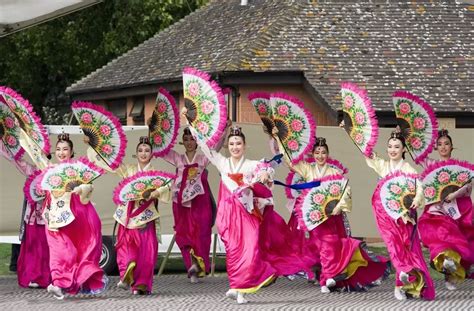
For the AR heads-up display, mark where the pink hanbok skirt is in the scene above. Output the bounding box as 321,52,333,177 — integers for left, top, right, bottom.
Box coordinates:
216,183,276,293
45,194,105,294
372,192,435,300
116,221,157,292
17,222,51,288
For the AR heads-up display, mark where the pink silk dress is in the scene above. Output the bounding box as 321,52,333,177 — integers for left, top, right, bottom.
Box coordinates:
418,158,474,282
367,155,435,300
283,151,388,290
0,145,51,288
163,150,213,276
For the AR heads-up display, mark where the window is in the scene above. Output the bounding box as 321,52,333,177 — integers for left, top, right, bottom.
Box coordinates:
106,98,127,125
129,96,145,123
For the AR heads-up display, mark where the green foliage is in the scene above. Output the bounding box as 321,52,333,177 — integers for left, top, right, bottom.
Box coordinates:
0,0,208,124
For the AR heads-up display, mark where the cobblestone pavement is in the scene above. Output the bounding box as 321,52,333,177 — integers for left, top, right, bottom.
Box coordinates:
0,275,472,310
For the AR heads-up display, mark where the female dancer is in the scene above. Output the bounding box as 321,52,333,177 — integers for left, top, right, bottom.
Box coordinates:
88,136,170,295
0,144,50,289
364,130,435,300
21,133,107,299
273,131,388,293
418,129,474,290
190,123,278,304
161,128,215,283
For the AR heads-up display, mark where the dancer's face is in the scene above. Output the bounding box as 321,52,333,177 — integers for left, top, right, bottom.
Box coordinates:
313,146,328,166
55,141,72,162
182,134,197,152
387,138,405,161
436,136,453,159
136,143,152,165
228,136,245,160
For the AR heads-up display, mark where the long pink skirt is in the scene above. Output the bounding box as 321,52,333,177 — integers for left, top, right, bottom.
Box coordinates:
45,194,104,294
17,222,51,288
172,191,212,275
314,214,388,289
217,183,276,292
116,221,157,292
372,193,435,300
260,206,315,279
418,196,474,278
287,213,320,279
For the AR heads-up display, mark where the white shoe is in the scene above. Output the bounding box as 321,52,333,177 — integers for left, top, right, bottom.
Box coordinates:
236,292,248,304
372,278,382,286
28,282,39,288
394,287,407,301
326,278,336,288
399,271,410,285
445,281,457,291
320,285,330,293
443,258,457,273
47,284,64,300
190,274,199,284
116,280,130,290
225,289,237,300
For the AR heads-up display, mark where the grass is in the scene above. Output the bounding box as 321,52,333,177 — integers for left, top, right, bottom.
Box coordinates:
0,244,445,280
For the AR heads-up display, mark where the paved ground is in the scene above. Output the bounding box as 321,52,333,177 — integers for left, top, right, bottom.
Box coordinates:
0,275,472,310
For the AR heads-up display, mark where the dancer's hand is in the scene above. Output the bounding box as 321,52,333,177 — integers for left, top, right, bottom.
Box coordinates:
83,135,90,144
409,201,419,209
181,107,188,118
259,172,270,184
149,188,161,199
339,120,345,128
444,193,455,203
271,126,279,136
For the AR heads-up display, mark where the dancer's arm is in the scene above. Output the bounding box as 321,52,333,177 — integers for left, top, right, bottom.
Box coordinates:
332,184,352,215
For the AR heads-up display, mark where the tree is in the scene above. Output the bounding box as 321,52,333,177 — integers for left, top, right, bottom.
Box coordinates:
0,0,208,124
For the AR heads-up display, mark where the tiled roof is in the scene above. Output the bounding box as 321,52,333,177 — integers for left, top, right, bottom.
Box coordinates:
66,0,474,113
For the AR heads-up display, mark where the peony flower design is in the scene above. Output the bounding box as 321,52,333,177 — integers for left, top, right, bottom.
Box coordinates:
413,117,426,130
344,95,354,109
410,137,423,150
201,100,215,115
354,132,365,145
399,102,411,115
4,117,15,129
389,184,402,195
424,186,436,199
101,144,114,155
457,172,469,183
277,104,289,116
161,119,171,131
65,168,77,177
125,193,136,200
100,125,111,137
312,193,325,205
287,139,299,151
133,182,146,191
407,181,416,192
48,175,62,187
153,135,163,145
6,135,17,147
355,112,365,125
157,102,167,114
291,119,304,133
83,171,93,181
257,103,267,114
329,184,341,196
81,112,93,124
187,82,200,97
309,210,322,222
387,199,401,211
437,171,450,184
152,179,163,187
196,121,209,135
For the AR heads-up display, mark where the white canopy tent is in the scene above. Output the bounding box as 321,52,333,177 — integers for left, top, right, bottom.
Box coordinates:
0,0,102,37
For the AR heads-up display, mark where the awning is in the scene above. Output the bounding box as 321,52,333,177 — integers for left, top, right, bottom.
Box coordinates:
0,0,102,37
